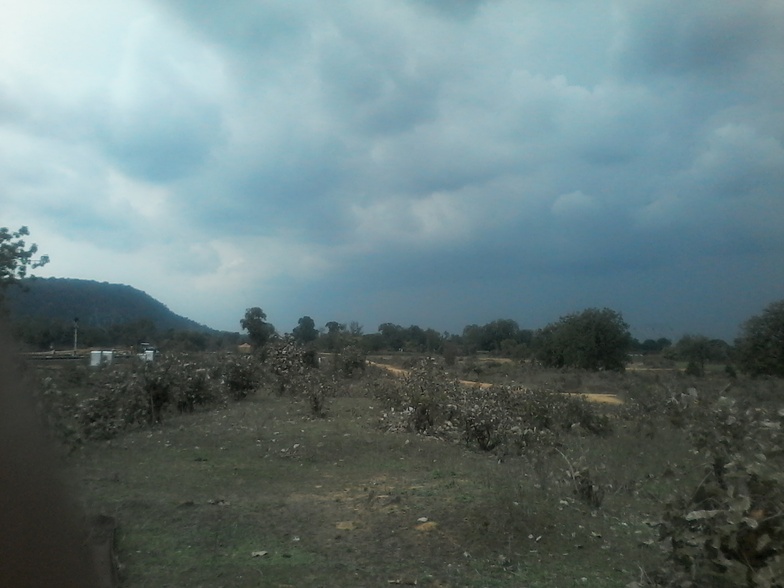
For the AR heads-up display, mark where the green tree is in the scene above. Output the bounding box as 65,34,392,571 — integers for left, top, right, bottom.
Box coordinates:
736,299,784,377
292,315,318,344
422,328,443,353
461,319,530,354
240,307,275,349
321,321,347,351
0,226,49,307
442,340,458,366
674,334,711,376
636,338,671,353
533,307,631,371
378,323,405,350
672,334,731,376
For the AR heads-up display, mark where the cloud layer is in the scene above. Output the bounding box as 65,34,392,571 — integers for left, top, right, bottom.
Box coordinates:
3,0,783,339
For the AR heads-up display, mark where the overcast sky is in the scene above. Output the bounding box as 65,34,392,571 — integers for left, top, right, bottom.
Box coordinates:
3,0,783,340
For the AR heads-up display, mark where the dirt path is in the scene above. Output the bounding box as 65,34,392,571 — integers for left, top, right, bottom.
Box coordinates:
366,360,623,405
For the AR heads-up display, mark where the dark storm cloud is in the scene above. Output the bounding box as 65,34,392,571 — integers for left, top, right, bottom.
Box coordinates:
613,1,776,79
409,0,491,20
3,0,783,337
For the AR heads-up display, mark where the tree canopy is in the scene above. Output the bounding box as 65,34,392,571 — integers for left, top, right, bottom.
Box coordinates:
462,319,532,356
736,299,784,377
533,307,631,371
669,335,731,376
292,315,318,344
240,307,276,349
0,226,49,305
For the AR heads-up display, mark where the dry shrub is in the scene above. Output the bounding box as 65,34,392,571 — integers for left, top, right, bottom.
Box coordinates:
641,397,784,587
376,358,612,455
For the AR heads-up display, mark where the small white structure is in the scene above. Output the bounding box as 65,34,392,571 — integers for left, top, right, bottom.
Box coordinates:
138,343,157,362
90,350,114,367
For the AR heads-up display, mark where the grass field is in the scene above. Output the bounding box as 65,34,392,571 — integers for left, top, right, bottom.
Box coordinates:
49,355,741,587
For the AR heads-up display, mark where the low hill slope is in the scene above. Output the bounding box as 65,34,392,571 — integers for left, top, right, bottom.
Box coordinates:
5,277,213,333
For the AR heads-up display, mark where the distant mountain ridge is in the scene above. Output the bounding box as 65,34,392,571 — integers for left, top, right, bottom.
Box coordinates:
5,278,215,333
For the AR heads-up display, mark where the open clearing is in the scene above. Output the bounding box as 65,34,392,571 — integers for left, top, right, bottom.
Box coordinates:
65,358,715,588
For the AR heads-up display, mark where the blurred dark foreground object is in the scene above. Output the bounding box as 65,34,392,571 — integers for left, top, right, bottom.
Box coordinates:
0,328,109,587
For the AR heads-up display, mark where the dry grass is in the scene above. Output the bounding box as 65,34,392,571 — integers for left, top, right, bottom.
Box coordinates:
56,356,726,588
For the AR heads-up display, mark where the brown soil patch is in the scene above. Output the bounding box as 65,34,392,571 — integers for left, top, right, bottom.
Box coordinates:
368,361,622,404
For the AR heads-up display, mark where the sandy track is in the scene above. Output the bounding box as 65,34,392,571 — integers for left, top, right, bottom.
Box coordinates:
366,361,622,405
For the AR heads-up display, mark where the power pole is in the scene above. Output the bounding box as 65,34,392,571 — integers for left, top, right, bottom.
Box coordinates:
73,317,79,356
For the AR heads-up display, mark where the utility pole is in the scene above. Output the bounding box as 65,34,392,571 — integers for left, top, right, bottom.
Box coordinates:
73,317,79,356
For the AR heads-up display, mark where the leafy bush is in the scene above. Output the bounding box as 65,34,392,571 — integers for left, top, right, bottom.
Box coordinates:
264,338,337,416
35,352,261,442
396,358,460,433
736,299,784,377
643,397,784,587
75,362,165,440
170,357,224,413
686,360,705,378
266,338,309,394
222,353,262,400
332,344,366,378
289,369,336,418
376,359,612,455
35,376,80,447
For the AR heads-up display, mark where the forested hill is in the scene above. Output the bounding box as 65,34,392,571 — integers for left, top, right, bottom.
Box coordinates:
5,277,214,333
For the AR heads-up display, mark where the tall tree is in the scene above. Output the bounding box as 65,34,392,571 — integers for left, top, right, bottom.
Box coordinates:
292,315,318,344
240,307,275,349
672,335,712,377
672,335,730,376
533,307,631,371
322,321,347,351
736,299,784,377
378,323,405,350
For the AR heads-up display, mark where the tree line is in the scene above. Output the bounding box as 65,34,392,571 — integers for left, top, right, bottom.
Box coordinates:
239,303,782,377
3,226,783,377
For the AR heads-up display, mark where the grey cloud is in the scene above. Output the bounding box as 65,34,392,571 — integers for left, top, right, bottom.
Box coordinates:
4,0,783,339
407,0,490,20
159,0,312,57
101,102,223,182
613,1,781,79
318,37,441,136
96,23,227,182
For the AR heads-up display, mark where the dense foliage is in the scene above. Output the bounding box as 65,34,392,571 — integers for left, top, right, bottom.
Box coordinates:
533,307,632,371
240,307,276,349
0,226,49,305
292,315,318,344
635,395,784,587
736,299,784,377
668,335,733,377
36,353,257,442
375,358,612,456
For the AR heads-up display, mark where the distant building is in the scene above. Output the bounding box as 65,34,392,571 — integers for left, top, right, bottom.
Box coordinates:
90,350,114,367
138,343,158,362
237,343,252,354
